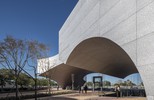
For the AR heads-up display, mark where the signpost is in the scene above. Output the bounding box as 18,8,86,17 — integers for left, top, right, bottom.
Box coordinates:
93,76,103,91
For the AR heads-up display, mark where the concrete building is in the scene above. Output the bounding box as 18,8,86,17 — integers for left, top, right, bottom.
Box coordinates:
38,0,154,100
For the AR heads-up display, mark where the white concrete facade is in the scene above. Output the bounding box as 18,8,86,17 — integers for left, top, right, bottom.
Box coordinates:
59,0,154,99
37,55,62,74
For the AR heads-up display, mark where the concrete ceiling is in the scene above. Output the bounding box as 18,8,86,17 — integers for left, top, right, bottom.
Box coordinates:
41,64,93,88
66,37,138,78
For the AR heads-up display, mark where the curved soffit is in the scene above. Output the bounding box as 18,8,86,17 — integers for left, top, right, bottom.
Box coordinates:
66,37,138,78
41,64,93,88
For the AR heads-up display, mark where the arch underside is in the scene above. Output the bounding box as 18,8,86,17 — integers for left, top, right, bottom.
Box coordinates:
41,37,138,88
41,64,93,89
66,37,138,78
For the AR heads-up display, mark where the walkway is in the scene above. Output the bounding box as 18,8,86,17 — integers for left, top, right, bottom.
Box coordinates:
26,92,147,100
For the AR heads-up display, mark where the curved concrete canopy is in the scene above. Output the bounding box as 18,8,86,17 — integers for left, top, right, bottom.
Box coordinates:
39,37,138,88
67,37,138,78
41,63,93,89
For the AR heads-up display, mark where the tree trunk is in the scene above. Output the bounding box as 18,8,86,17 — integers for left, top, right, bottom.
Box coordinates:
15,67,18,100
48,78,51,94
35,70,37,100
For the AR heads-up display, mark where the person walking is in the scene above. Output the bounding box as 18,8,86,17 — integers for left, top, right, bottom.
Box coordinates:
84,84,88,94
81,85,84,93
117,85,121,97
115,85,121,97
78,85,81,93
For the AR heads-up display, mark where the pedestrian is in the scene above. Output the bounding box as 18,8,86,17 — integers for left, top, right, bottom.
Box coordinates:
78,85,81,93
84,84,88,94
115,85,121,97
57,85,59,91
81,86,84,93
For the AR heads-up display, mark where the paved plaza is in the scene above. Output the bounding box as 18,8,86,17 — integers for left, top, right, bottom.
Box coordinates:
26,91,146,100
30,94,146,100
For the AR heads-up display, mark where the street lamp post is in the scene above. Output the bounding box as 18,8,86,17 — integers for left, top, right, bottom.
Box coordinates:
71,74,74,90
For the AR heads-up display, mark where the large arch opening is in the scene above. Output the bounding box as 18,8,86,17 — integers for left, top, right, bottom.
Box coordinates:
66,37,146,96
67,37,138,78
65,37,147,97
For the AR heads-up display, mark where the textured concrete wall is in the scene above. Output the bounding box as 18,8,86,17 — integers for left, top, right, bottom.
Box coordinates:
37,55,62,74
59,0,154,99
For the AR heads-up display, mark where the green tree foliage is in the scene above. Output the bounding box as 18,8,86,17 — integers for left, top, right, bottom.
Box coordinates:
0,68,32,87
86,82,93,87
29,79,35,87
0,68,58,88
0,68,15,88
114,79,136,86
17,73,31,88
50,80,57,86
140,82,144,86
38,78,48,86
0,74,5,88
0,68,15,80
37,79,57,87
103,81,111,86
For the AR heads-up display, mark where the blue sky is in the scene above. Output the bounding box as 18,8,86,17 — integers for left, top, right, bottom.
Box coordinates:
0,0,142,84
0,0,78,78
0,0,78,56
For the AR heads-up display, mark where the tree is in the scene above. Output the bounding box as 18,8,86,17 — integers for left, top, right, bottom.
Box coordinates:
0,68,34,88
17,73,31,88
0,68,15,91
103,81,111,86
0,74,6,91
114,80,136,87
29,78,35,87
38,78,48,86
125,80,136,86
50,80,57,86
0,68,15,80
0,36,48,99
86,82,93,87
140,82,144,86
